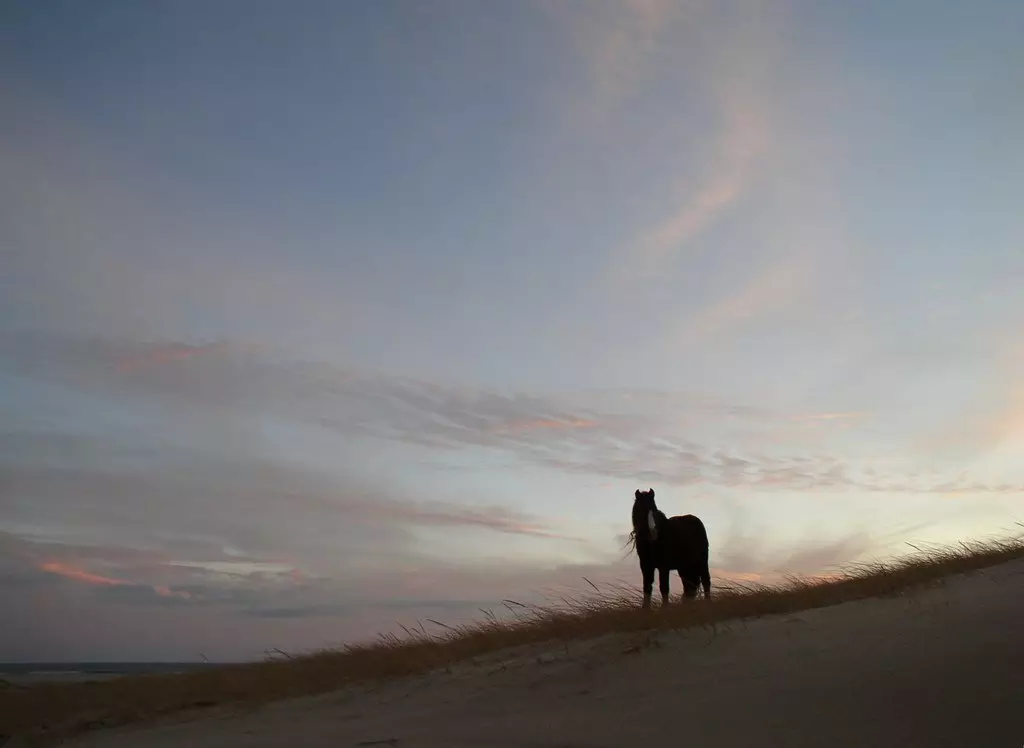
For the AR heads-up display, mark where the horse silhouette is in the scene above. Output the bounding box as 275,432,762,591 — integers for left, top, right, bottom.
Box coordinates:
629,488,711,607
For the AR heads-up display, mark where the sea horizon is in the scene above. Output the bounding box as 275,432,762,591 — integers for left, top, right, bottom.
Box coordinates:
0,661,230,686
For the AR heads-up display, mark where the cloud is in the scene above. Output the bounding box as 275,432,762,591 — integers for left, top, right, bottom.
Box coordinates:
493,418,600,433
154,585,192,600
671,251,815,346
2,331,1016,497
241,603,356,620
596,2,779,285
93,583,193,604
0,92,372,349
168,561,301,577
0,461,573,553
39,560,128,587
3,530,580,628
919,342,1024,462
615,85,769,283
568,0,684,106
709,514,934,580
574,1,854,353
38,559,191,601
788,412,867,423
354,501,577,540
114,341,249,374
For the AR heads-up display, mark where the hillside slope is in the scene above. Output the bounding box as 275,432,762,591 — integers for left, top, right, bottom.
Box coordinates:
49,556,1024,748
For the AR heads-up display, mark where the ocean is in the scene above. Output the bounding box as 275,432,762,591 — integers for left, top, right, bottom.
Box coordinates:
0,662,223,686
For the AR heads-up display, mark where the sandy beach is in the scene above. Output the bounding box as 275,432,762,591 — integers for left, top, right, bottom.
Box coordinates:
35,557,1022,748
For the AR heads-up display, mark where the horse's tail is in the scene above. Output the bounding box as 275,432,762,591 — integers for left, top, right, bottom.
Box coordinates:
694,514,709,550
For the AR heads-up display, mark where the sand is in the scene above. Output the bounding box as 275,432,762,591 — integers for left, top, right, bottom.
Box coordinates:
39,559,1024,748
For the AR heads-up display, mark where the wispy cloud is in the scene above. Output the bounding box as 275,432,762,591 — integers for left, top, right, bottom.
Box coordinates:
2,331,1015,497
492,418,600,434
614,86,769,283
671,250,814,346
39,560,191,599
571,0,684,107
916,341,1024,463
788,412,868,423
39,560,128,587
596,2,779,285
114,341,246,374
1,461,573,551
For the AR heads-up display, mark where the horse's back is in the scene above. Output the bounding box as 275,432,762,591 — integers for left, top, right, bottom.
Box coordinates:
665,513,709,561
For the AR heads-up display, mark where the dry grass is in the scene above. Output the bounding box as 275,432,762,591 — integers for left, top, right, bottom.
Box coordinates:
3,528,1023,746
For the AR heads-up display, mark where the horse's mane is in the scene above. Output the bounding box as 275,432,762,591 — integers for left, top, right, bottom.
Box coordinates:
625,507,667,554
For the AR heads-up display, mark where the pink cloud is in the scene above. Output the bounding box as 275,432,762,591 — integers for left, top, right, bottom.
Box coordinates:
374,503,577,541
114,341,238,374
788,412,867,422
40,560,192,599
600,5,780,286
40,561,129,587
714,569,762,583
624,96,766,279
154,585,192,600
495,417,600,433
671,252,813,345
918,341,1024,458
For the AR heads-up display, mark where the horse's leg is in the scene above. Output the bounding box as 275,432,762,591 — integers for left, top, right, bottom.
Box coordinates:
700,560,712,600
658,566,670,606
641,561,655,609
680,568,698,599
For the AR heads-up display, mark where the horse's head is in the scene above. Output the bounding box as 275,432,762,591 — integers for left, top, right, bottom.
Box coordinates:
631,488,659,544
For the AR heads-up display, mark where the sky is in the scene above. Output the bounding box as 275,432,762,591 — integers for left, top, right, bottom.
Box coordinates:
1,0,1022,662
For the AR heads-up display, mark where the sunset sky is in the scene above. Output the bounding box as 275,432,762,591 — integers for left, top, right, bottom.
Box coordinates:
2,0,1022,661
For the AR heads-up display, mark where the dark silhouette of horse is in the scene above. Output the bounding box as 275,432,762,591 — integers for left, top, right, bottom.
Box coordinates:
629,488,711,608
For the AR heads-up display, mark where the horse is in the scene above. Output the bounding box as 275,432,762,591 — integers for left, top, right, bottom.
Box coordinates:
629,488,711,608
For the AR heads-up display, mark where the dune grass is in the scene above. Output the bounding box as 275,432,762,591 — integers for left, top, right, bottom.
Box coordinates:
3,528,1023,745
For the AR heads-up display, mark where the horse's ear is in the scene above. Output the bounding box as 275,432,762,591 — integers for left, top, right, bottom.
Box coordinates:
649,488,655,498
634,489,641,500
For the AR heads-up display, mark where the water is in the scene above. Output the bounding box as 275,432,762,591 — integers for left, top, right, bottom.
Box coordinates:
0,662,222,686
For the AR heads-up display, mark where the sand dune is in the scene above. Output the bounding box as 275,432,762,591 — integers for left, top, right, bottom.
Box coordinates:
45,558,1023,748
